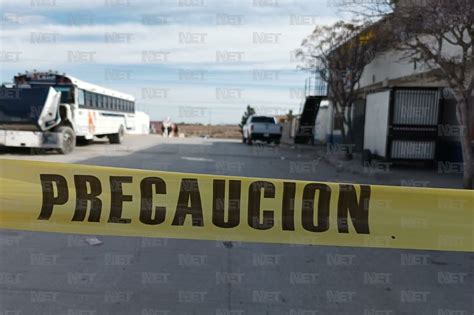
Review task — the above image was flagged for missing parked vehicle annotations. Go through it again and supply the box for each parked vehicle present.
[0,71,135,154]
[242,115,282,145]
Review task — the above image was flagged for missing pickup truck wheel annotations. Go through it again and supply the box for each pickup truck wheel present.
[57,126,75,154]
[109,126,124,144]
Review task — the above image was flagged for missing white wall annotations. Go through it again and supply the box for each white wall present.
[280,120,293,144]
[359,37,461,89]
[314,100,329,143]
[129,111,150,134]
[363,91,391,157]
[359,49,426,88]
[324,100,360,142]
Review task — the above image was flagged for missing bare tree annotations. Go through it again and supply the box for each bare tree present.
[336,0,473,188]
[297,21,387,159]
[387,0,474,188]
[335,0,394,20]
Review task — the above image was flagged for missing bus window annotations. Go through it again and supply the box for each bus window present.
[77,89,85,106]
[97,94,103,109]
[92,93,97,108]
[54,86,72,103]
[85,91,91,107]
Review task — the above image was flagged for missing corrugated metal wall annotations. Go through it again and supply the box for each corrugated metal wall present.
[390,140,436,160]
[388,88,441,160]
[392,89,440,125]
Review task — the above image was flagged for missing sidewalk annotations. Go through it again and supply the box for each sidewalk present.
[282,142,464,189]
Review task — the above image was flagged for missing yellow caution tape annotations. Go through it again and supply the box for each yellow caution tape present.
[0,159,472,252]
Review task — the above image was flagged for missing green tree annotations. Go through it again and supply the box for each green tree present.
[239,105,256,131]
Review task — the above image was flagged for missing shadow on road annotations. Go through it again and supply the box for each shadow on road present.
[73,137,463,189]
[0,138,111,155]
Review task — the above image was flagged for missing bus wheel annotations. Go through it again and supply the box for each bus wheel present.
[109,126,124,144]
[58,126,75,154]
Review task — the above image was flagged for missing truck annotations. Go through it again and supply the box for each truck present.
[242,115,282,145]
[0,71,136,154]
[0,86,76,154]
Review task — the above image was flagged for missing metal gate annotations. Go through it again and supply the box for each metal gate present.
[387,88,441,160]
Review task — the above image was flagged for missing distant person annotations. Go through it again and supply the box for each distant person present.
[163,116,172,137]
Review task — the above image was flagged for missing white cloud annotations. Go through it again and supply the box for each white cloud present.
[0,0,341,123]
[1,16,337,70]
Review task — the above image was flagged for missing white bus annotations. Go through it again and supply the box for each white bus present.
[0,71,135,154]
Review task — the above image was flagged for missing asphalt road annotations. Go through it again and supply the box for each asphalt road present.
[0,135,472,314]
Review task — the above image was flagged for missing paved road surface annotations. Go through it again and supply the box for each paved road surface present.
[0,136,472,314]
[1,135,462,188]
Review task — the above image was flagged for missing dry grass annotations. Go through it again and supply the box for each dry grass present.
[178,124,241,139]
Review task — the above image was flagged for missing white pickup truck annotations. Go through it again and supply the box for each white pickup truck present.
[242,115,282,145]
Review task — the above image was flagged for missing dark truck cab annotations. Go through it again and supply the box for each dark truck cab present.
[0,86,76,154]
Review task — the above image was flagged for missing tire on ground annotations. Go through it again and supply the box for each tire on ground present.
[109,126,124,144]
[57,126,75,154]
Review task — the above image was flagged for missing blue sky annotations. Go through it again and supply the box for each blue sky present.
[0,0,345,124]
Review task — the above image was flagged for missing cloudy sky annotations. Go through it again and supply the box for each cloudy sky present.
[0,0,345,124]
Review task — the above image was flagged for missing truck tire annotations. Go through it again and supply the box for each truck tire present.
[247,137,253,145]
[109,126,124,144]
[58,126,75,154]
